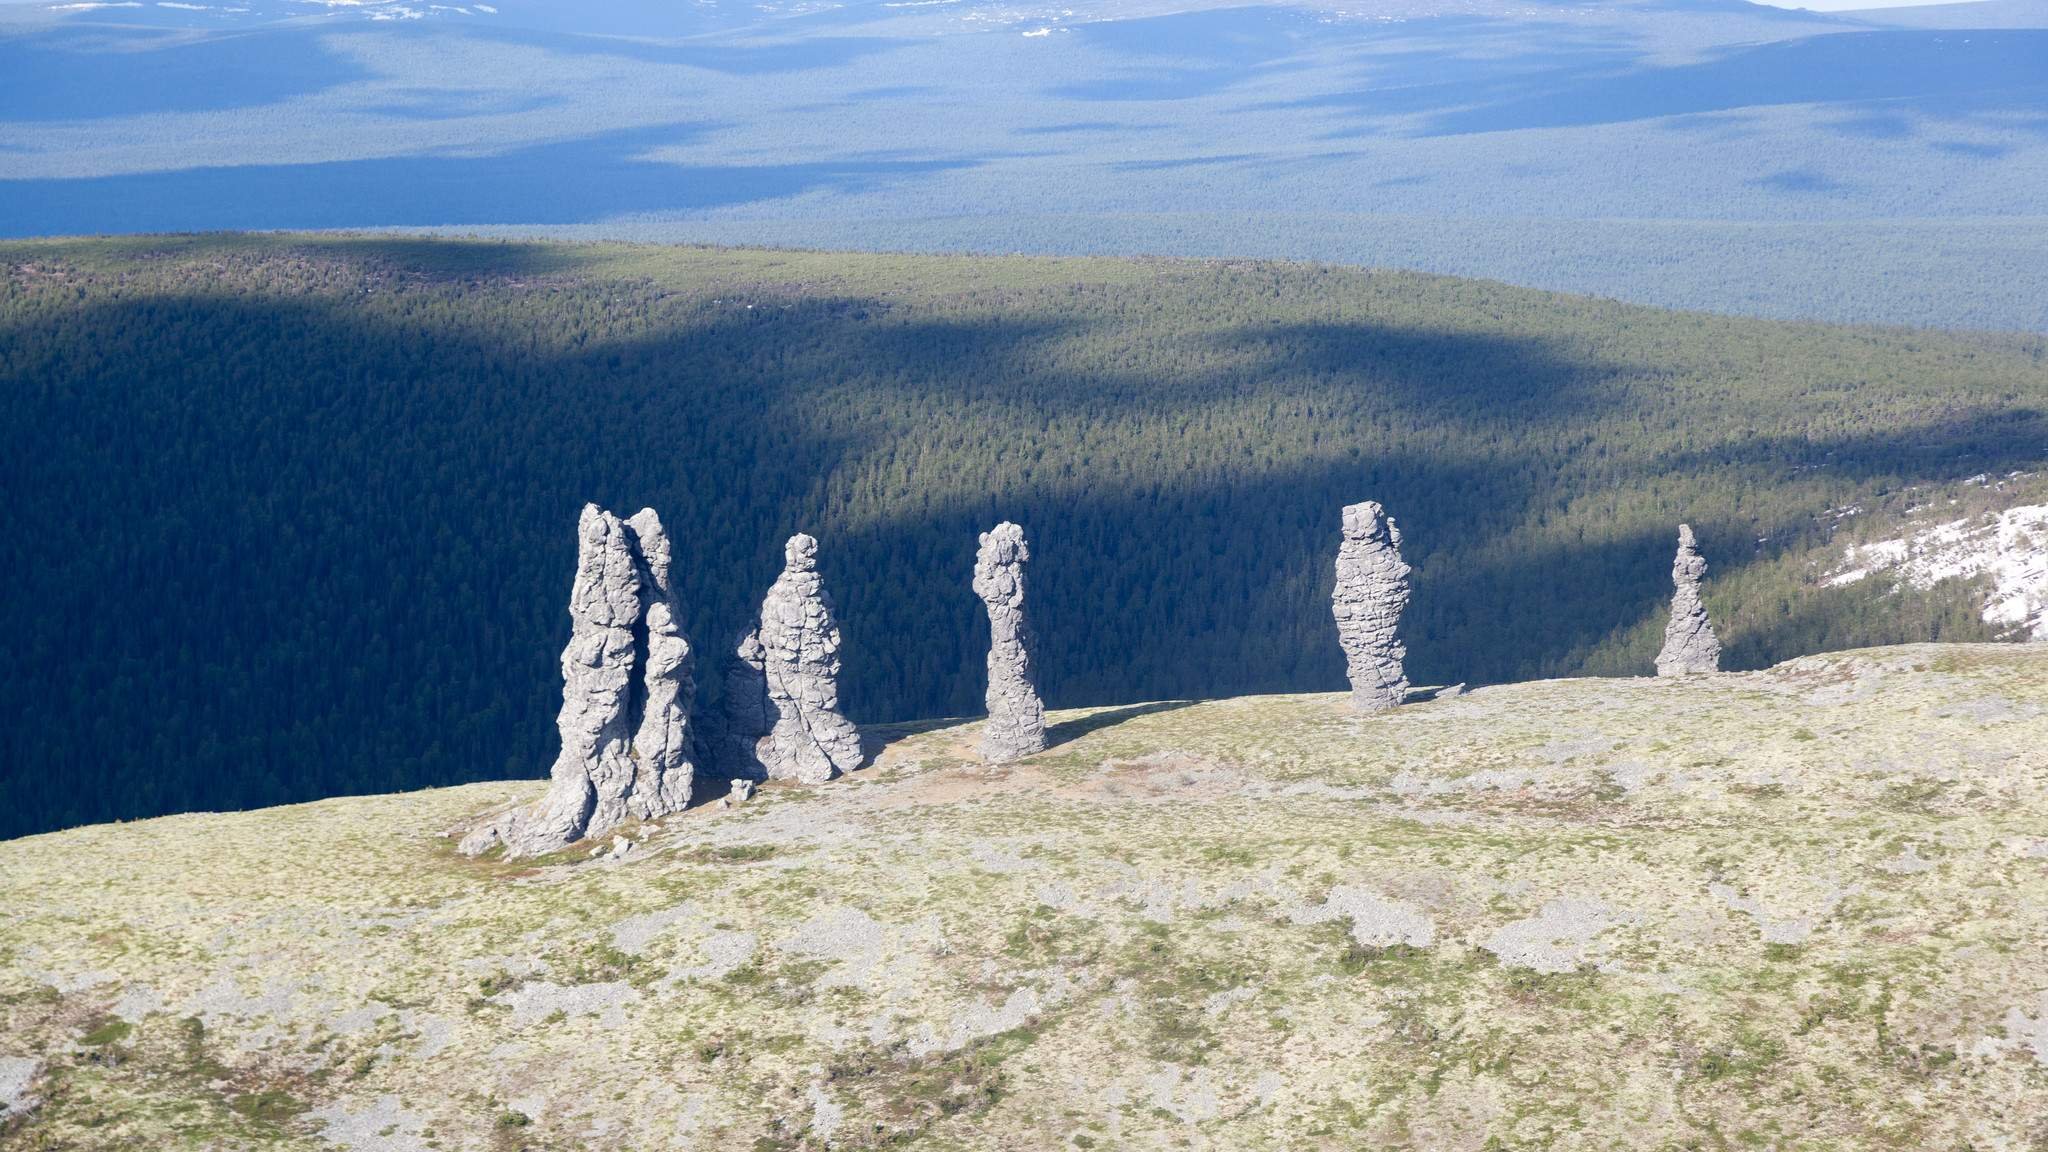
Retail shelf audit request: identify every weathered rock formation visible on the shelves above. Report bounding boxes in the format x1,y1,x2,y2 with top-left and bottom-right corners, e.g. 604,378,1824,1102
1333,501,1411,712
752,533,864,783
1656,524,1722,677
461,503,697,857
623,509,695,818
973,521,1048,763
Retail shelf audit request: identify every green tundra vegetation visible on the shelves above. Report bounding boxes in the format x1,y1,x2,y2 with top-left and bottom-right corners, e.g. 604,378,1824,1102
1,235,2041,840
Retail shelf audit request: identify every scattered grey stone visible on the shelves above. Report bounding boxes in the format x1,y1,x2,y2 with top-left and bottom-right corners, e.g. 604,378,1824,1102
752,534,863,784
308,1095,429,1152
974,521,1048,763
1483,898,1635,973
0,1056,39,1118
1332,501,1411,712
463,504,700,856
1291,886,1436,949
1656,524,1722,677
721,778,756,809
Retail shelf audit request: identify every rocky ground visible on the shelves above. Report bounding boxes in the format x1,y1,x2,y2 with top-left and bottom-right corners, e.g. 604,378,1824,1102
4,643,2048,1150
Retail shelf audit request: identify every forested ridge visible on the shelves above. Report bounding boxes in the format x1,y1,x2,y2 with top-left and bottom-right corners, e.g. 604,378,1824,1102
2,235,2042,840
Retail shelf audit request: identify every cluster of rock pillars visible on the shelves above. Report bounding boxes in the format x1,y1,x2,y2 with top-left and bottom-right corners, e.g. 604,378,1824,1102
461,502,1722,857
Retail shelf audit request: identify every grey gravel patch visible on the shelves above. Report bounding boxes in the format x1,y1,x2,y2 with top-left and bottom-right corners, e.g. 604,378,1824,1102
1252,1069,1284,1108
806,1082,845,1140
400,1012,455,1061
779,907,886,988
1033,881,1079,911
1974,995,2048,1065
0,1057,39,1117
111,984,163,1024
1145,1065,1221,1124
1291,886,1436,948
1483,898,1636,973
1937,695,2038,724
329,1004,394,1037
969,841,1041,874
666,930,758,984
1879,844,1935,874
908,982,1062,1057
609,902,699,955
2016,839,2048,860
1710,883,1847,945
492,981,638,1028
184,974,300,1023
308,1095,429,1152
1389,767,1531,797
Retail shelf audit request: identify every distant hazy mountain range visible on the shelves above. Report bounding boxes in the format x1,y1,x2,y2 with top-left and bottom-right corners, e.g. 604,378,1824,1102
2,0,2045,329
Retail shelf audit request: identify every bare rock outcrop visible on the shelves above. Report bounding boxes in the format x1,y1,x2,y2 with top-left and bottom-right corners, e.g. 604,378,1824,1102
974,522,1047,763
461,503,698,857
624,509,695,818
1333,501,1411,712
1656,524,1722,677
754,533,863,783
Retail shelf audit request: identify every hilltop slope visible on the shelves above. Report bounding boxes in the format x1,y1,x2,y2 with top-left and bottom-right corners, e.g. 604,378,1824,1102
4,643,2047,1149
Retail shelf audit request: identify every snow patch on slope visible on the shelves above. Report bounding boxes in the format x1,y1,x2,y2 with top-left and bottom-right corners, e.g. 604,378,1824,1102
1827,504,2048,639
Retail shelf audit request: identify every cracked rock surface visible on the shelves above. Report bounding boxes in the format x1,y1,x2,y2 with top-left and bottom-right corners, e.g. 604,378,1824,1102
461,504,697,856
1656,523,1723,677
973,522,1047,763
1332,501,1412,712
754,534,863,784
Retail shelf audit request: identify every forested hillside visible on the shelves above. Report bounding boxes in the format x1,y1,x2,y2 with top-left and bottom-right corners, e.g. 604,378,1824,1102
2,236,2042,839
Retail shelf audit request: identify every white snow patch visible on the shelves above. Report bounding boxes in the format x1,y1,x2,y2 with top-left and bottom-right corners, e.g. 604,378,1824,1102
1828,504,2048,638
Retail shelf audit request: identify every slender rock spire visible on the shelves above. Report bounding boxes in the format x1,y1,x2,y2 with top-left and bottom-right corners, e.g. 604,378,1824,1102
623,508,695,818
974,522,1048,763
1333,501,1412,712
1656,524,1722,677
754,534,864,783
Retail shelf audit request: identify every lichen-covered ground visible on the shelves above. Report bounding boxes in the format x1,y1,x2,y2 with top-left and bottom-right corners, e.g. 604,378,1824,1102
4,643,2048,1150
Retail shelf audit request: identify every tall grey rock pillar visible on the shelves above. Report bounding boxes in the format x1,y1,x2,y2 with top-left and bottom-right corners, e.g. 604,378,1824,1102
974,521,1047,763
461,503,699,858
1333,501,1412,712
755,533,864,783
624,509,695,818
1655,524,1722,677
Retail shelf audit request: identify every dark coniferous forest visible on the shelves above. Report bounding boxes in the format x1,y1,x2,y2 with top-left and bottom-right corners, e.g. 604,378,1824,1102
2,235,2042,840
